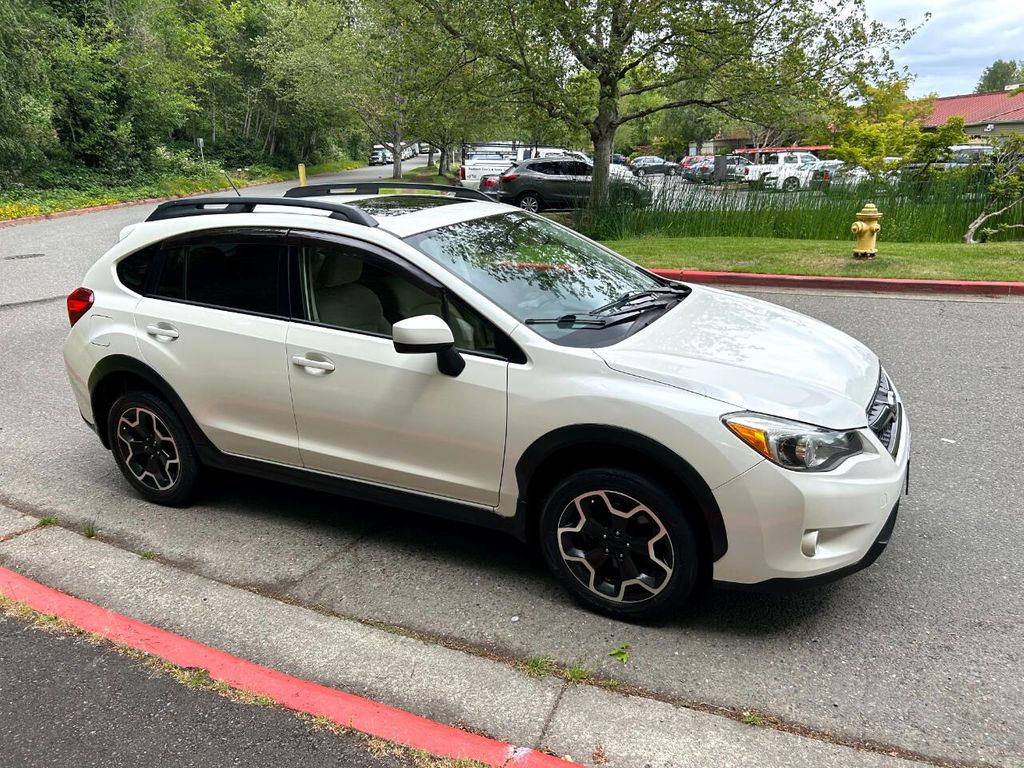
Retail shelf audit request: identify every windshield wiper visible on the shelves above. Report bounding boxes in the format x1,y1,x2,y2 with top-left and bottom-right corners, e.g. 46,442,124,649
525,300,674,329
592,286,689,315
525,314,607,327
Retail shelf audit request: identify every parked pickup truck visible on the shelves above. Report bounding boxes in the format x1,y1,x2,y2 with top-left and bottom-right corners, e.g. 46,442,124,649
742,151,819,187
459,153,515,189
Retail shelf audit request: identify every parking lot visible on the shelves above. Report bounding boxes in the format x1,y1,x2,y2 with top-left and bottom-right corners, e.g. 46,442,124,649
1,174,1022,767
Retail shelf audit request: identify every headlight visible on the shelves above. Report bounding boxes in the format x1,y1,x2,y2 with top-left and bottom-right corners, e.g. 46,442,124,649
722,412,865,472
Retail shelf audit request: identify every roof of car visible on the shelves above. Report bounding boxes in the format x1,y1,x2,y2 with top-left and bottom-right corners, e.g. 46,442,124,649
140,184,519,241
297,193,514,237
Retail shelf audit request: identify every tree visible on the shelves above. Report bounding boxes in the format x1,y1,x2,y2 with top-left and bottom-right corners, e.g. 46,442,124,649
963,134,1024,243
411,0,917,206
0,0,53,184
827,80,936,171
975,59,1021,94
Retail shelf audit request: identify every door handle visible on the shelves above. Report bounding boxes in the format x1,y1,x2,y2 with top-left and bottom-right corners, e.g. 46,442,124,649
291,355,335,373
145,324,179,341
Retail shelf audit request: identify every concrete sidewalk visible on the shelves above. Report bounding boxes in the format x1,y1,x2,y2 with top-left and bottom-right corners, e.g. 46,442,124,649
0,506,931,768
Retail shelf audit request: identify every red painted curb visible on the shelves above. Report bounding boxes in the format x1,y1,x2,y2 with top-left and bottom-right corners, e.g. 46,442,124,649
0,565,576,768
652,268,1024,297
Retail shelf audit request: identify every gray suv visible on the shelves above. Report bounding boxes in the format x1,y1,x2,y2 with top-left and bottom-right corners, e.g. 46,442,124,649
494,157,652,212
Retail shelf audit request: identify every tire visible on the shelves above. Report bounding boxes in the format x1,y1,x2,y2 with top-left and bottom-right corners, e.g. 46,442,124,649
107,390,200,506
516,192,543,213
636,168,646,177
782,176,800,192
539,468,699,621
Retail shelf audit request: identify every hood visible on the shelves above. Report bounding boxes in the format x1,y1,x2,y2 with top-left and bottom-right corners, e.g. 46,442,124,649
596,286,878,428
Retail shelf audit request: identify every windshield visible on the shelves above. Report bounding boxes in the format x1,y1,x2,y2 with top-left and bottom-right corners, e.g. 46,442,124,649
406,212,671,344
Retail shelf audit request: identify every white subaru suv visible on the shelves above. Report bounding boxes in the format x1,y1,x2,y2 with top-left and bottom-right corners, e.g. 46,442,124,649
63,182,910,620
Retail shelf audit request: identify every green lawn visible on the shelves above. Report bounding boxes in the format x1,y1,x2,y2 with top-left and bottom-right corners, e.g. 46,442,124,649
604,236,1024,282
400,166,455,185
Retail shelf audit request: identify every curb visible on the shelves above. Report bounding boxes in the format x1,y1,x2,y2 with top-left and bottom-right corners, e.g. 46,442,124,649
0,564,576,768
652,268,1024,297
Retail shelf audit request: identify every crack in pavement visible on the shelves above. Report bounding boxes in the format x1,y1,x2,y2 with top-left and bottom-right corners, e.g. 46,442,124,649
0,525,43,544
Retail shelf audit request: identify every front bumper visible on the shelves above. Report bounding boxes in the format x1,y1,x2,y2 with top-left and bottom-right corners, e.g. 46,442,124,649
711,404,910,588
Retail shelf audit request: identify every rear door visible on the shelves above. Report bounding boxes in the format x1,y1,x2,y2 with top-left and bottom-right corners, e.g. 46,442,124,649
133,228,299,465
564,161,594,206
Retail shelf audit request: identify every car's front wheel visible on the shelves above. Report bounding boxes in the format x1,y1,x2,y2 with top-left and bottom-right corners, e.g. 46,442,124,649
539,468,699,621
516,192,543,213
782,176,800,192
107,391,200,506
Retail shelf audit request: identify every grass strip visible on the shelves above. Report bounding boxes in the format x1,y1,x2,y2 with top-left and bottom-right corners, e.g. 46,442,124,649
605,236,1024,282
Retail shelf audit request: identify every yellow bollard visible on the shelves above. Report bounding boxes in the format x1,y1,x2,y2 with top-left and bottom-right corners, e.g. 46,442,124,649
298,163,307,187
851,203,882,259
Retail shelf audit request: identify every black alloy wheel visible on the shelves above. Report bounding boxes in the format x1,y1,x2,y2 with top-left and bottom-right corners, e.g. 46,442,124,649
108,391,200,506
539,468,699,621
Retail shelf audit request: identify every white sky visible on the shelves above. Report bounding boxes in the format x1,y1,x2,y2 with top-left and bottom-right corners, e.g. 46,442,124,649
865,0,1024,96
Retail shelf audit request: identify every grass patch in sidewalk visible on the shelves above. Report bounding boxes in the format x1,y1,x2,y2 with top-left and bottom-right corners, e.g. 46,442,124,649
604,236,1024,282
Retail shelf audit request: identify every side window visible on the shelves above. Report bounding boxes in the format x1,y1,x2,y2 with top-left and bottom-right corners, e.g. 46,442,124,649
151,231,287,316
569,162,593,176
532,162,560,175
297,237,514,357
299,240,395,336
115,246,157,293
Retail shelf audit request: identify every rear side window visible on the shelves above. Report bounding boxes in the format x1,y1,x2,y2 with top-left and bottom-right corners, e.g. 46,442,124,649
115,246,157,293
531,162,561,175
150,230,287,316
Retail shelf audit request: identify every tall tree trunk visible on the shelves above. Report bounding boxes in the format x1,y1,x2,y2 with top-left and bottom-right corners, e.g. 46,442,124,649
392,123,402,179
428,146,435,167
589,77,619,208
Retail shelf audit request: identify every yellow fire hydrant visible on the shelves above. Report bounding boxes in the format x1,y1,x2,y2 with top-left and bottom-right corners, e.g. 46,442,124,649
851,203,882,259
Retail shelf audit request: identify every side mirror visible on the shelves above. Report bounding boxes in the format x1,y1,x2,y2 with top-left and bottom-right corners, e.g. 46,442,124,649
392,315,465,377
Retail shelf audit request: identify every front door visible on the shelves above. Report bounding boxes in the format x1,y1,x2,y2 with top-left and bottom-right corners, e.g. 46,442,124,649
285,233,508,506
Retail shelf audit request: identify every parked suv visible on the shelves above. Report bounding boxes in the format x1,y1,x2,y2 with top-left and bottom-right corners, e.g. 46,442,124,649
629,155,679,177
63,182,910,620
494,157,652,212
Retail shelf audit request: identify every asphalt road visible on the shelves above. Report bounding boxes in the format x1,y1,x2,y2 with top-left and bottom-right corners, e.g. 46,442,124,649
0,612,415,768
1,165,1022,766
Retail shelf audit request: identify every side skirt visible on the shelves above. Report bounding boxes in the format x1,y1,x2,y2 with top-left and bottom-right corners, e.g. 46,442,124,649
195,446,527,542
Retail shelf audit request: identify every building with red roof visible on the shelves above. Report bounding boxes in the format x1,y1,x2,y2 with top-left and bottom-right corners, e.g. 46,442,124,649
925,88,1024,137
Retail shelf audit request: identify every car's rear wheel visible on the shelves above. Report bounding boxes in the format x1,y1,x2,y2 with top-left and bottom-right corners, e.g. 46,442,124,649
516,192,543,213
107,391,199,506
635,168,646,177
539,468,699,621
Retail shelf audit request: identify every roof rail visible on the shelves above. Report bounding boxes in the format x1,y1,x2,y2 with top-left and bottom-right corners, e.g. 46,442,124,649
145,197,379,227
284,181,492,202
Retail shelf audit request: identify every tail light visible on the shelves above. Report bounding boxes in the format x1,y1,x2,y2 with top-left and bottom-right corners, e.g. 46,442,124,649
460,166,466,179
500,173,519,182
744,167,750,176
823,170,832,181
67,287,94,327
